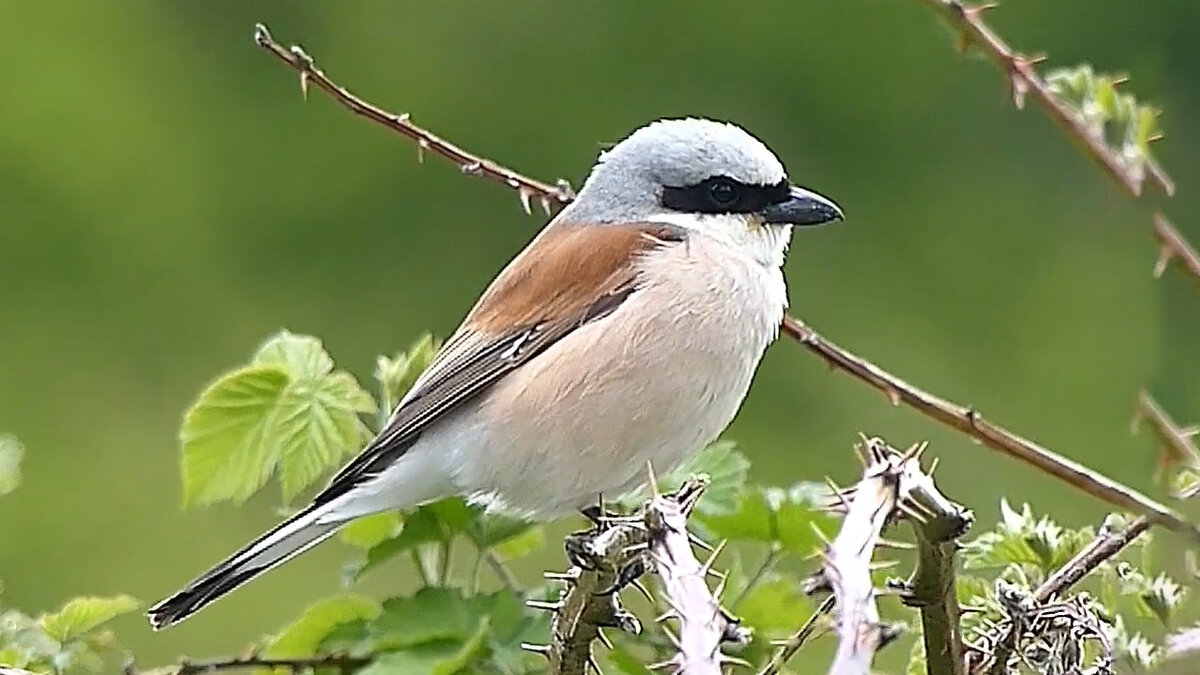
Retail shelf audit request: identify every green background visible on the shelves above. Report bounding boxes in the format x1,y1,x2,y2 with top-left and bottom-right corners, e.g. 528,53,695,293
1,1,1197,670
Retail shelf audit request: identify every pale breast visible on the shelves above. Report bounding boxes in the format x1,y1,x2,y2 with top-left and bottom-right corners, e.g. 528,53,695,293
449,232,788,518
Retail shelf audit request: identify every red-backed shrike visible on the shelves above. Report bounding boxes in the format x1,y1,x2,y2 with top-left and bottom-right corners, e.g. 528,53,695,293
148,118,842,629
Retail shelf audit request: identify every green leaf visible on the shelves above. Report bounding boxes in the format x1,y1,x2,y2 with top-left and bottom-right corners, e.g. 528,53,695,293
375,334,440,412
466,511,534,550
661,441,749,517
262,595,380,660
39,595,139,643
181,365,291,507
253,331,335,379
180,330,376,507
700,483,832,555
0,434,24,496
370,588,481,648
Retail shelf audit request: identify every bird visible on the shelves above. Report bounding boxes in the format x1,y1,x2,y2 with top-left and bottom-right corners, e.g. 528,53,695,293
146,117,843,630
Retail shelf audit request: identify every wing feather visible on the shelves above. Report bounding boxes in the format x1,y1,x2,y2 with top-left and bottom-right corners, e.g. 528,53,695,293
311,221,686,505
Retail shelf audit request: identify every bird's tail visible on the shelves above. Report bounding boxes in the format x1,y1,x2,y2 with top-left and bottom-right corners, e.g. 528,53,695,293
146,505,346,630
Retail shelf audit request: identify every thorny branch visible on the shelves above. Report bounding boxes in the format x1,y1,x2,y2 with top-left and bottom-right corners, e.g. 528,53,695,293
252,23,1200,544
524,477,741,675
646,479,751,674
883,441,974,675
251,23,574,216
913,0,1172,199
818,437,942,675
1152,213,1200,289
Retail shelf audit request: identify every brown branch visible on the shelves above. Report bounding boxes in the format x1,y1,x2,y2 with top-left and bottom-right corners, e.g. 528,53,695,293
913,0,1172,198
251,23,574,216
251,24,1199,543
1153,213,1200,289
646,478,750,674
781,317,1200,542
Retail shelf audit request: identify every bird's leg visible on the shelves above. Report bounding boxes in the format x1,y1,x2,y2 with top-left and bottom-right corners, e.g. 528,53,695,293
596,557,648,596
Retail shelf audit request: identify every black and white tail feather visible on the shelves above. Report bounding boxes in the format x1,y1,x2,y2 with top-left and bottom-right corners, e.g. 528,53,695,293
145,504,349,630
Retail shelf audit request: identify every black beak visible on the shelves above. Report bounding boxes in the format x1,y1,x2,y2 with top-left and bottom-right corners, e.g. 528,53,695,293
759,185,844,226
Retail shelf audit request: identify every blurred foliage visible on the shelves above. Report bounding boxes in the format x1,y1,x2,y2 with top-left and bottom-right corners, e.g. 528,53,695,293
1,1,1198,673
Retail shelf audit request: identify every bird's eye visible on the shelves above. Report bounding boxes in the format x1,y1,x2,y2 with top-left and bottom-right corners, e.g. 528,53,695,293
707,179,740,208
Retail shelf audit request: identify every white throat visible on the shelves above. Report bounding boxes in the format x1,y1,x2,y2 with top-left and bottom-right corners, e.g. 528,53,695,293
648,212,793,268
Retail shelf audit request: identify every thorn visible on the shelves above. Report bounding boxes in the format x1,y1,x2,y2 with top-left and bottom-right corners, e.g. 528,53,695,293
884,387,901,406
928,456,941,476
1010,70,1030,109
587,655,606,675
904,440,930,462
544,570,577,581
630,579,655,603
252,23,272,46
701,540,728,573
646,460,661,497
461,161,483,175
688,529,715,552
417,138,429,163
662,627,681,648
540,196,553,215
520,643,550,656
720,654,753,668
647,659,676,671
518,188,533,215
622,542,650,556
597,628,614,650
656,610,677,623
1154,246,1174,278
525,599,561,612
965,1,998,16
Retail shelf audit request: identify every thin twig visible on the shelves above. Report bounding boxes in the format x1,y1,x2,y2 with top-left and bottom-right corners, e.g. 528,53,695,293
486,550,521,592
646,478,750,674
251,23,1199,542
731,546,782,610
251,23,574,216
912,0,1172,198
1152,213,1200,288
757,595,836,675
140,653,371,674
978,514,1150,675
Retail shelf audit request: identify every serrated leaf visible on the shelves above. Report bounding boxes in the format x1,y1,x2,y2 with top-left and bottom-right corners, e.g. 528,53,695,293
0,434,24,496
38,595,139,643
180,331,376,507
262,595,380,661
253,330,335,379
661,441,750,517
274,371,376,500
181,365,290,507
